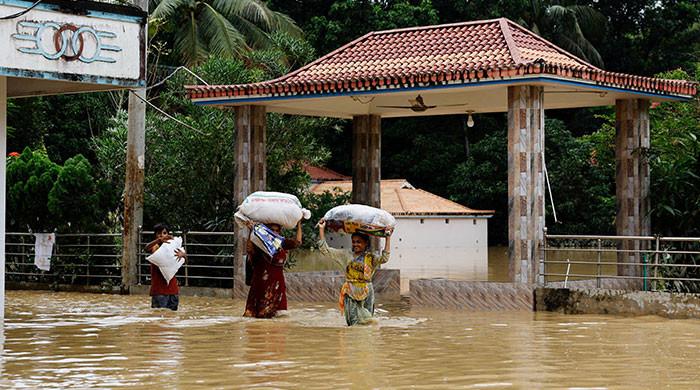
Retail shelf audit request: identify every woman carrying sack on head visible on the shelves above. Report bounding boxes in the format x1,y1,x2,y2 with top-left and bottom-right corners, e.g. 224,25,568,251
317,219,392,326
243,221,302,318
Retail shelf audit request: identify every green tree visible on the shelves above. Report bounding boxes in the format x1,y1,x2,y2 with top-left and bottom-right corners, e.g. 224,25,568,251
590,0,700,75
7,149,107,232
94,50,333,231
271,0,438,56
448,118,618,244
543,119,615,235
448,126,508,244
7,148,60,232
150,0,302,66
47,155,102,231
517,0,606,67
647,68,700,237
8,92,117,164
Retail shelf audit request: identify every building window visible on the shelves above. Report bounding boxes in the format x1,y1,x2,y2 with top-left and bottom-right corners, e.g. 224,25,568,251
445,219,449,224
473,219,477,225
420,219,424,224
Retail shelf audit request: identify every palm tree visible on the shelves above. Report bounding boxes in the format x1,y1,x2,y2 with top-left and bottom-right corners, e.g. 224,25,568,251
519,0,607,67
150,0,302,66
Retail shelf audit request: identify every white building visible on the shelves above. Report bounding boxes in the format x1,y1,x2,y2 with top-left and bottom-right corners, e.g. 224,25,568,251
311,179,493,293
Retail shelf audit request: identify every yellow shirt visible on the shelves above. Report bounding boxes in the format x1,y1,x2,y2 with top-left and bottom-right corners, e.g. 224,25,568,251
317,240,390,308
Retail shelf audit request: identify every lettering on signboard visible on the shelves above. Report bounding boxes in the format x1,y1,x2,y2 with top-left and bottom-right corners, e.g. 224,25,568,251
11,21,122,63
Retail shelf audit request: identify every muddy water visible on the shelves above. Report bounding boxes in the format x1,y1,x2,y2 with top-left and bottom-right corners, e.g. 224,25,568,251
489,246,619,282
2,291,699,389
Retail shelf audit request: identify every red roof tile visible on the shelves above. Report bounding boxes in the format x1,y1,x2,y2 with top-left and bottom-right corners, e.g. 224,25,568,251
187,18,697,100
310,179,494,216
303,164,350,181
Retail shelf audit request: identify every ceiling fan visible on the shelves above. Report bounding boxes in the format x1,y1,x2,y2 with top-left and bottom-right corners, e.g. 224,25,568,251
376,94,468,112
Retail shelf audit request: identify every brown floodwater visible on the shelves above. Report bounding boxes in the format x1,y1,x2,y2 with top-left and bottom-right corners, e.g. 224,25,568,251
2,290,699,389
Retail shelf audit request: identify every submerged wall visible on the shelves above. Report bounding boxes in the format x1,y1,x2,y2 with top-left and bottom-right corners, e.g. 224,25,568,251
409,279,534,310
535,288,700,319
232,269,401,301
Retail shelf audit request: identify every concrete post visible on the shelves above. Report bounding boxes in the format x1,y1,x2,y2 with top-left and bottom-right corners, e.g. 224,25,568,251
233,105,266,291
507,85,545,284
0,76,7,319
615,99,651,277
351,114,381,207
121,0,148,292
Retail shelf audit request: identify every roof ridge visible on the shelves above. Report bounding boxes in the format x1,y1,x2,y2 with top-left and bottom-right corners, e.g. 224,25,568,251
394,187,408,214
268,18,506,85
502,19,600,70
498,18,523,65
258,30,379,85
368,18,504,35
412,187,492,213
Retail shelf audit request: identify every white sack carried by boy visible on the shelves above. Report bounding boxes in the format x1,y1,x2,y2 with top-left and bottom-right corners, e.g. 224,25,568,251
234,191,311,229
146,236,185,284
323,204,396,237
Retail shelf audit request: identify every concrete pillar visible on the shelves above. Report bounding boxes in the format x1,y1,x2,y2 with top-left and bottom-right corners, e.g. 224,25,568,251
507,86,545,284
0,77,7,319
351,114,381,207
233,105,266,285
121,0,148,293
615,99,651,277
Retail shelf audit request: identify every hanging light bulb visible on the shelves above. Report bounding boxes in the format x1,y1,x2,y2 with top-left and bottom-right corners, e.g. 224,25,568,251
466,112,475,128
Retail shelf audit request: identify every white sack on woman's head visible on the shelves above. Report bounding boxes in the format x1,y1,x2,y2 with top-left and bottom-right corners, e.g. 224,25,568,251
235,191,309,229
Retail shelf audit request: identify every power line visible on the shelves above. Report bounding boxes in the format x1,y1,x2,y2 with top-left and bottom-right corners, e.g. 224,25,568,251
0,0,43,20
128,89,208,136
147,66,210,90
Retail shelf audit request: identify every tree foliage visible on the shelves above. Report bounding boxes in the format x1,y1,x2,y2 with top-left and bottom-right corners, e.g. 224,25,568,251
48,155,101,230
93,41,333,231
150,0,302,66
7,148,60,232
647,68,700,237
7,148,107,232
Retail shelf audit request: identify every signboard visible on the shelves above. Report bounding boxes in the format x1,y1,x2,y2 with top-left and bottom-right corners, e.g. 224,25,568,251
0,0,146,88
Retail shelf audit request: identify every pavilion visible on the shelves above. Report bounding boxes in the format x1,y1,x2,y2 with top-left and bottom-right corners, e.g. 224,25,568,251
186,18,697,284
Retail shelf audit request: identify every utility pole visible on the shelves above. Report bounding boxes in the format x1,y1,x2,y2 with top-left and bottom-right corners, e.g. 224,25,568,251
0,77,7,318
122,0,148,293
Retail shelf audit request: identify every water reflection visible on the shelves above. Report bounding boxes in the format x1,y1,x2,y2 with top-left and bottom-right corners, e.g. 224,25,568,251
2,291,700,388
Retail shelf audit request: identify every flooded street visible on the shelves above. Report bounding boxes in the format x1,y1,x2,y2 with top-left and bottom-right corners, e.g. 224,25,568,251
1,291,699,388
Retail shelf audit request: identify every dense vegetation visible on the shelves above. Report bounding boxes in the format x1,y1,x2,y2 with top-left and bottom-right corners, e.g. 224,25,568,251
7,0,699,248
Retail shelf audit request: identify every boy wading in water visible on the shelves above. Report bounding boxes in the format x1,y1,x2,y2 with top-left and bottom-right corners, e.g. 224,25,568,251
145,223,187,311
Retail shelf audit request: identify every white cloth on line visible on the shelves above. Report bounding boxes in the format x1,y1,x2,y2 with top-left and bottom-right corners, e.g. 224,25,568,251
34,233,55,271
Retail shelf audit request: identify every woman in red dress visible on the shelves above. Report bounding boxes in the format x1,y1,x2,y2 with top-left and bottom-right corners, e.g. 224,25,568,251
243,221,302,318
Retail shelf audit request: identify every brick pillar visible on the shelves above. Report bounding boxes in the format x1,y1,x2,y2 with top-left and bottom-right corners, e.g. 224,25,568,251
233,105,266,292
507,86,545,284
615,99,650,277
352,114,381,207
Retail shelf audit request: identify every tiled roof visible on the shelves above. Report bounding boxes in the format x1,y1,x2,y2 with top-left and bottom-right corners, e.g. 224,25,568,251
303,164,350,181
187,18,696,100
310,179,493,216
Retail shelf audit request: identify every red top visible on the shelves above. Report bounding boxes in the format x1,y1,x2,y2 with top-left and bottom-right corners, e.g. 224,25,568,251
148,243,180,296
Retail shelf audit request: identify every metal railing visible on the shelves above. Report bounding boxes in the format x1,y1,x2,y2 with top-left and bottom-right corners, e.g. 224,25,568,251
5,230,238,290
138,229,236,289
541,232,700,292
5,232,123,288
